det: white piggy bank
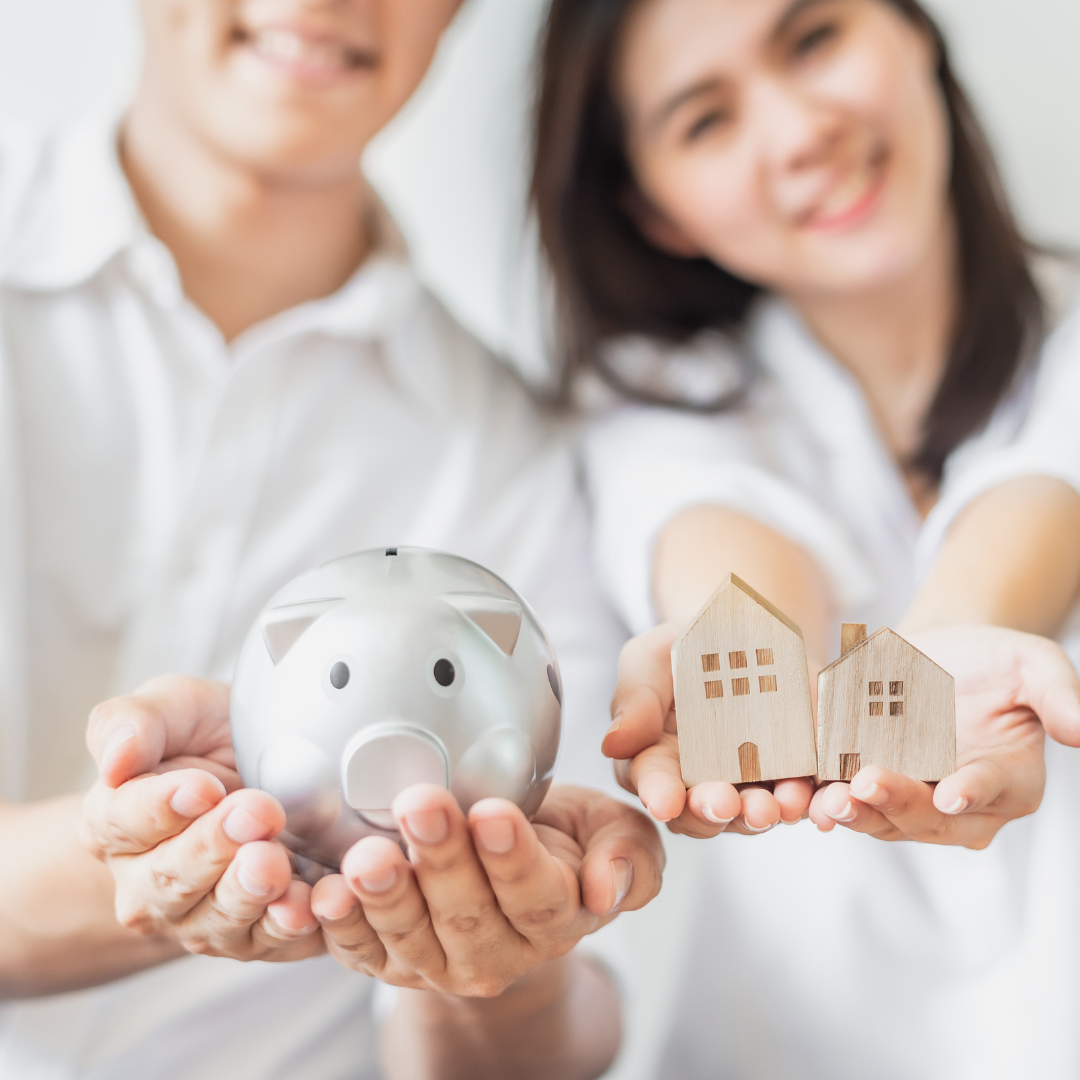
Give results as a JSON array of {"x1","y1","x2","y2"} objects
[{"x1": 231, "y1": 547, "x2": 562, "y2": 870}]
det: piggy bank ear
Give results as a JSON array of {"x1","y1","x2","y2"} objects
[
  {"x1": 261, "y1": 598, "x2": 344, "y2": 664},
  {"x1": 442, "y1": 593, "x2": 522, "y2": 655}
]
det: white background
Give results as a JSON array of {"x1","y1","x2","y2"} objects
[{"x1": 0, "y1": 0, "x2": 1077, "y2": 376}]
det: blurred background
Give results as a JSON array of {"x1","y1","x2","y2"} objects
[{"x1": 1, "y1": 0, "x2": 1077, "y2": 382}]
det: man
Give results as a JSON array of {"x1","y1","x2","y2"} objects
[{"x1": 0, "y1": 1, "x2": 662, "y2": 1076}]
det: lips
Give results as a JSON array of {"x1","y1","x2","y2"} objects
[{"x1": 233, "y1": 23, "x2": 377, "y2": 79}]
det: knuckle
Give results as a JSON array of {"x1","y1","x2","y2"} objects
[
  {"x1": 512, "y1": 905, "x2": 563, "y2": 929},
  {"x1": 461, "y1": 973, "x2": 512, "y2": 999},
  {"x1": 441, "y1": 913, "x2": 482, "y2": 936}
]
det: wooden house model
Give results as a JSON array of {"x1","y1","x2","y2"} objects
[
  {"x1": 817, "y1": 624, "x2": 956, "y2": 781},
  {"x1": 671, "y1": 574, "x2": 817, "y2": 785}
]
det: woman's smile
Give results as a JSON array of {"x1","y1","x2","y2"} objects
[{"x1": 798, "y1": 145, "x2": 889, "y2": 232}]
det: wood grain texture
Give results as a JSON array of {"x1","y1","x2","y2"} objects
[
  {"x1": 672, "y1": 574, "x2": 817, "y2": 785},
  {"x1": 817, "y1": 628, "x2": 956, "y2": 781},
  {"x1": 841, "y1": 623, "x2": 867, "y2": 657}
]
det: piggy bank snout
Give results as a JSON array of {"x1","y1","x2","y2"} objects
[{"x1": 342, "y1": 724, "x2": 450, "y2": 830}]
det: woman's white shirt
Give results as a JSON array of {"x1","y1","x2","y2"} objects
[
  {"x1": 583, "y1": 297, "x2": 1080, "y2": 1080},
  {"x1": 0, "y1": 118, "x2": 626, "y2": 1079},
  {"x1": 586, "y1": 296, "x2": 1080, "y2": 652}
]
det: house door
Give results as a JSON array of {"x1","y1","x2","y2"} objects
[
  {"x1": 839, "y1": 753, "x2": 861, "y2": 781},
  {"x1": 738, "y1": 742, "x2": 761, "y2": 783}
]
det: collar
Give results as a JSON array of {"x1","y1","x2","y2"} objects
[
  {"x1": 0, "y1": 114, "x2": 142, "y2": 291},
  {"x1": 0, "y1": 115, "x2": 423, "y2": 347}
]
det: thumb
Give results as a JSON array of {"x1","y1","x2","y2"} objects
[
  {"x1": 87, "y1": 675, "x2": 232, "y2": 788},
  {"x1": 604, "y1": 623, "x2": 681, "y2": 759},
  {"x1": 1019, "y1": 638, "x2": 1080, "y2": 747}
]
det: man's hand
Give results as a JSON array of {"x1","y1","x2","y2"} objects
[
  {"x1": 603, "y1": 625, "x2": 815, "y2": 836},
  {"x1": 809, "y1": 625, "x2": 1080, "y2": 848},
  {"x1": 312, "y1": 783, "x2": 663, "y2": 996},
  {"x1": 81, "y1": 675, "x2": 323, "y2": 961}
]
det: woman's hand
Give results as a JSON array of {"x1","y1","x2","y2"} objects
[
  {"x1": 809, "y1": 625, "x2": 1080, "y2": 848},
  {"x1": 602, "y1": 625, "x2": 815, "y2": 836},
  {"x1": 81, "y1": 675, "x2": 324, "y2": 961},
  {"x1": 312, "y1": 783, "x2": 664, "y2": 996}
]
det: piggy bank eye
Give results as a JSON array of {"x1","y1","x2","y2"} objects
[
  {"x1": 433, "y1": 658, "x2": 455, "y2": 687},
  {"x1": 330, "y1": 661, "x2": 350, "y2": 689}
]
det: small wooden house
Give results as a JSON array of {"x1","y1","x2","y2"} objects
[
  {"x1": 672, "y1": 574, "x2": 817, "y2": 785},
  {"x1": 817, "y1": 624, "x2": 955, "y2": 781}
]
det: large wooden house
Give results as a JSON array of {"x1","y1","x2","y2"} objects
[{"x1": 671, "y1": 574, "x2": 817, "y2": 785}]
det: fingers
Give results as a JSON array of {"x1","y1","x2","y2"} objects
[
  {"x1": 82, "y1": 768, "x2": 227, "y2": 858},
  {"x1": 87, "y1": 675, "x2": 233, "y2": 787},
  {"x1": 604, "y1": 624, "x2": 681, "y2": 759},
  {"x1": 312, "y1": 872, "x2": 397, "y2": 981},
  {"x1": 110, "y1": 787, "x2": 286, "y2": 927},
  {"x1": 624, "y1": 733, "x2": 688, "y2": 821},
  {"x1": 809, "y1": 767, "x2": 1023, "y2": 849},
  {"x1": 685, "y1": 782, "x2": 742, "y2": 831},
  {"x1": 774, "y1": 777, "x2": 814, "y2": 824},
  {"x1": 469, "y1": 798, "x2": 587, "y2": 953},
  {"x1": 392, "y1": 786, "x2": 519, "y2": 982}
]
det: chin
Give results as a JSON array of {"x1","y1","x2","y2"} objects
[{"x1": 204, "y1": 111, "x2": 371, "y2": 180}]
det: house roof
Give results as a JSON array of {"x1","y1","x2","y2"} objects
[
  {"x1": 675, "y1": 572, "x2": 805, "y2": 651},
  {"x1": 818, "y1": 626, "x2": 950, "y2": 677}
]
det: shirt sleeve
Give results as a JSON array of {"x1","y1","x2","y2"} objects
[
  {"x1": 583, "y1": 404, "x2": 877, "y2": 634},
  {"x1": 917, "y1": 305, "x2": 1080, "y2": 575}
]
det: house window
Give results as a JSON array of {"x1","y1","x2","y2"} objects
[
  {"x1": 705, "y1": 680, "x2": 724, "y2": 700},
  {"x1": 756, "y1": 648, "x2": 774, "y2": 666},
  {"x1": 890, "y1": 681, "x2": 904, "y2": 696},
  {"x1": 890, "y1": 701, "x2": 904, "y2": 716},
  {"x1": 869, "y1": 681, "x2": 883, "y2": 696},
  {"x1": 702, "y1": 653, "x2": 721, "y2": 672},
  {"x1": 759, "y1": 674, "x2": 778, "y2": 693},
  {"x1": 729, "y1": 651, "x2": 748, "y2": 669},
  {"x1": 732, "y1": 677, "x2": 751, "y2": 696},
  {"x1": 869, "y1": 701, "x2": 884, "y2": 716}
]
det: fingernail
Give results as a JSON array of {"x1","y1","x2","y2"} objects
[
  {"x1": 828, "y1": 801, "x2": 857, "y2": 823},
  {"x1": 700, "y1": 805, "x2": 734, "y2": 827},
  {"x1": 642, "y1": 801, "x2": 672, "y2": 824},
  {"x1": 402, "y1": 809, "x2": 448, "y2": 845},
  {"x1": 474, "y1": 817, "x2": 515, "y2": 854},
  {"x1": 943, "y1": 797, "x2": 968, "y2": 815},
  {"x1": 101, "y1": 724, "x2": 136, "y2": 772},
  {"x1": 850, "y1": 779, "x2": 882, "y2": 803},
  {"x1": 269, "y1": 909, "x2": 317, "y2": 934},
  {"x1": 742, "y1": 821, "x2": 776, "y2": 834},
  {"x1": 170, "y1": 785, "x2": 215, "y2": 818},
  {"x1": 609, "y1": 858, "x2": 633, "y2": 913},
  {"x1": 224, "y1": 806, "x2": 271, "y2": 844},
  {"x1": 358, "y1": 866, "x2": 397, "y2": 894},
  {"x1": 238, "y1": 865, "x2": 275, "y2": 898}
]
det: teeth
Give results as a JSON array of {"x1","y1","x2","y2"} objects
[
  {"x1": 250, "y1": 28, "x2": 353, "y2": 70},
  {"x1": 817, "y1": 163, "x2": 875, "y2": 220}
]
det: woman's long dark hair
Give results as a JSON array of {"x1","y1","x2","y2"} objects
[{"x1": 533, "y1": 0, "x2": 1044, "y2": 479}]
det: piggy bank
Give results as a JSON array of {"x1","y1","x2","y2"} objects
[{"x1": 230, "y1": 547, "x2": 562, "y2": 870}]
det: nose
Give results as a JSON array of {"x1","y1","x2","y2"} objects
[
  {"x1": 342, "y1": 724, "x2": 449, "y2": 830},
  {"x1": 750, "y1": 75, "x2": 843, "y2": 178}
]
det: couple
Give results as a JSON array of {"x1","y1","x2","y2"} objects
[{"x1": 4, "y1": 1, "x2": 1080, "y2": 1078}]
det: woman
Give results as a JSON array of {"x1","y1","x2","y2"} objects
[{"x1": 534, "y1": 0, "x2": 1080, "y2": 1075}]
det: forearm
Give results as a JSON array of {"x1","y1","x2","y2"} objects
[
  {"x1": 380, "y1": 952, "x2": 621, "y2": 1080},
  {"x1": 902, "y1": 477, "x2": 1080, "y2": 637},
  {"x1": 0, "y1": 796, "x2": 182, "y2": 998},
  {"x1": 653, "y1": 504, "x2": 834, "y2": 662}
]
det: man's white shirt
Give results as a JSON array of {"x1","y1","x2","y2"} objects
[{"x1": 0, "y1": 118, "x2": 626, "y2": 1079}]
